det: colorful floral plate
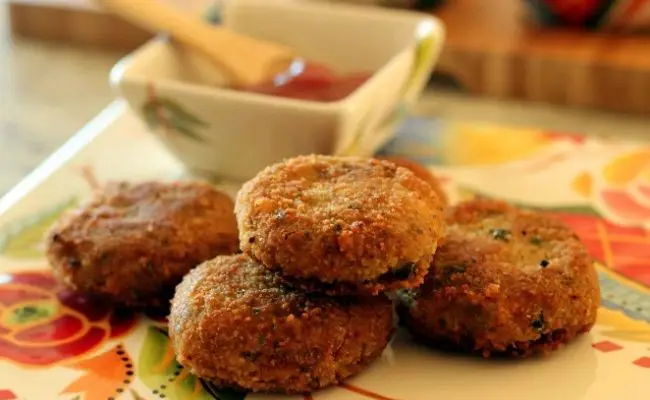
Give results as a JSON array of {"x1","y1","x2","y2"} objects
[{"x1": 1, "y1": 102, "x2": 649, "y2": 400}]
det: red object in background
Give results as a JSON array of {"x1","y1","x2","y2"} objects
[
  {"x1": 242, "y1": 62, "x2": 371, "y2": 102},
  {"x1": 539, "y1": 0, "x2": 605, "y2": 25}
]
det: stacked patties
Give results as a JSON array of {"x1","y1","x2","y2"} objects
[
  {"x1": 167, "y1": 155, "x2": 601, "y2": 395},
  {"x1": 169, "y1": 155, "x2": 446, "y2": 394},
  {"x1": 45, "y1": 156, "x2": 600, "y2": 396},
  {"x1": 237, "y1": 155, "x2": 446, "y2": 295}
]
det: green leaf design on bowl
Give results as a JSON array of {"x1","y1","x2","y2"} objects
[
  {"x1": 204, "y1": 2, "x2": 222, "y2": 24},
  {"x1": 340, "y1": 112, "x2": 374, "y2": 156},
  {"x1": 138, "y1": 326, "x2": 246, "y2": 400},
  {"x1": 0, "y1": 197, "x2": 77, "y2": 259},
  {"x1": 341, "y1": 104, "x2": 409, "y2": 157},
  {"x1": 404, "y1": 31, "x2": 436, "y2": 97},
  {"x1": 142, "y1": 97, "x2": 208, "y2": 143},
  {"x1": 345, "y1": 32, "x2": 437, "y2": 157}
]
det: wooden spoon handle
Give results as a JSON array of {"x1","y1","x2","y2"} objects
[{"x1": 94, "y1": 0, "x2": 296, "y2": 86}]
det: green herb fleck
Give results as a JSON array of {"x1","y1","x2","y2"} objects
[
  {"x1": 257, "y1": 334, "x2": 266, "y2": 345},
  {"x1": 531, "y1": 312, "x2": 545, "y2": 332},
  {"x1": 489, "y1": 228, "x2": 511, "y2": 242},
  {"x1": 397, "y1": 289, "x2": 417, "y2": 308},
  {"x1": 530, "y1": 236, "x2": 543, "y2": 245}
]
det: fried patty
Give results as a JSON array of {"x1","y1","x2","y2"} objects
[
  {"x1": 169, "y1": 254, "x2": 394, "y2": 394},
  {"x1": 46, "y1": 180, "x2": 239, "y2": 308},
  {"x1": 376, "y1": 156, "x2": 448, "y2": 207},
  {"x1": 235, "y1": 155, "x2": 445, "y2": 295},
  {"x1": 397, "y1": 199, "x2": 600, "y2": 357}
]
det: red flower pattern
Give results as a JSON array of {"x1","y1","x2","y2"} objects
[
  {"x1": 554, "y1": 212, "x2": 650, "y2": 288},
  {"x1": 0, "y1": 271, "x2": 136, "y2": 367}
]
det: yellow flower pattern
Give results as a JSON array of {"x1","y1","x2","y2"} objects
[{"x1": 440, "y1": 123, "x2": 555, "y2": 165}]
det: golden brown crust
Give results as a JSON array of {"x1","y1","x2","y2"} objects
[
  {"x1": 235, "y1": 155, "x2": 445, "y2": 295},
  {"x1": 397, "y1": 199, "x2": 600, "y2": 357},
  {"x1": 46, "y1": 181, "x2": 239, "y2": 308},
  {"x1": 169, "y1": 255, "x2": 394, "y2": 394},
  {"x1": 376, "y1": 156, "x2": 448, "y2": 207}
]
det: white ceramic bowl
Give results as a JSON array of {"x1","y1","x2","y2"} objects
[{"x1": 110, "y1": 0, "x2": 444, "y2": 181}]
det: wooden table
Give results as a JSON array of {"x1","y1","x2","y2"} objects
[
  {"x1": 8, "y1": 0, "x2": 650, "y2": 115},
  {"x1": 8, "y1": 0, "x2": 151, "y2": 50},
  {"x1": 434, "y1": 0, "x2": 650, "y2": 115}
]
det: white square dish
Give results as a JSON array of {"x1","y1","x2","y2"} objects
[{"x1": 110, "y1": 0, "x2": 444, "y2": 181}]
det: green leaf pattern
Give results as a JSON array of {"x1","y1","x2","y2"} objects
[
  {"x1": 204, "y1": 2, "x2": 222, "y2": 24},
  {"x1": 404, "y1": 33, "x2": 436, "y2": 98},
  {"x1": 142, "y1": 98, "x2": 208, "y2": 143},
  {"x1": 342, "y1": 32, "x2": 436, "y2": 156},
  {"x1": 137, "y1": 327, "x2": 246, "y2": 400},
  {"x1": 0, "y1": 197, "x2": 77, "y2": 259}
]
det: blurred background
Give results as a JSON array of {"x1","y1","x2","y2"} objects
[{"x1": 1, "y1": 0, "x2": 650, "y2": 194}]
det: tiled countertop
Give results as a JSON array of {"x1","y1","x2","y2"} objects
[{"x1": 1, "y1": 2, "x2": 649, "y2": 196}]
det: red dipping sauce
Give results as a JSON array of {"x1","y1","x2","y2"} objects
[{"x1": 241, "y1": 62, "x2": 372, "y2": 102}]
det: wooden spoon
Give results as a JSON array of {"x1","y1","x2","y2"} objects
[{"x1": 94, "y1": 0, "x2": 306, "y2": 87}]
